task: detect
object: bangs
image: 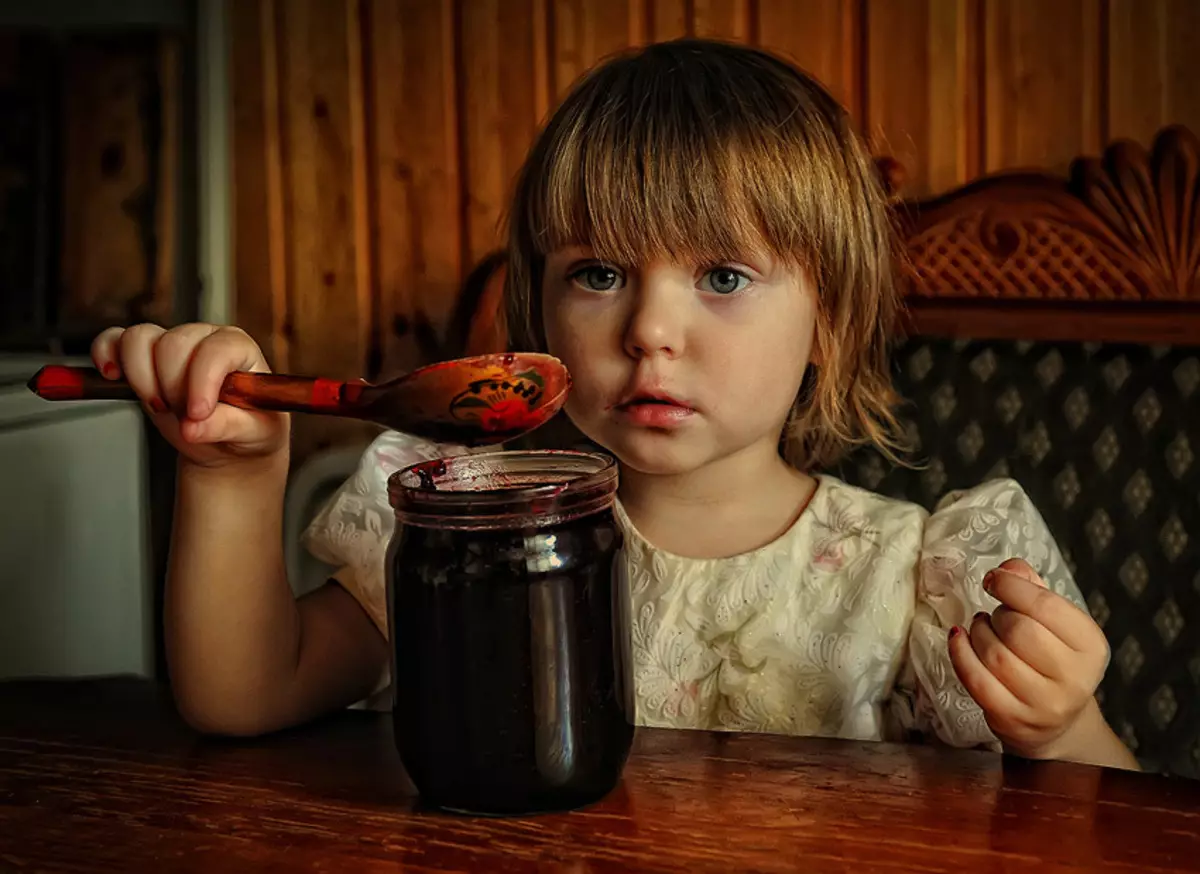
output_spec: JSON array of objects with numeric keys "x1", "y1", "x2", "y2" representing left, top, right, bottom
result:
[{"x1": 515, "y1": 41, "x2": 840, "y2": 270}]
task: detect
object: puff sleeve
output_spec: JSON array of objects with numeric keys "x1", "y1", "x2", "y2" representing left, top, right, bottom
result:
[
  {"x1": 889, "y1": 478, "x2": 1088, "y2": 749},
  {"x1": 302, "y1": 430, "x2": 467, "y2": 638}
]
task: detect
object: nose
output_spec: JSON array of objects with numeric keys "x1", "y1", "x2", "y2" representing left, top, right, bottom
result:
[{"x1": 622, "y1": 274, "x2": 686, "y2": 360}]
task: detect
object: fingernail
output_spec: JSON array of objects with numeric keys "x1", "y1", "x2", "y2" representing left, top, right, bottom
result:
[
  {"x1": 101, "y1": 362, "x2": 119, "y2": 379},
  {"x1": 948, "y1": 626, "x2": 961, "y2": 640},
  {"x1": 148, "y1": 397, "x2": 168, "y2": 414},
  {"x1": 982, "y1": 571, "x2": 995, "y2": 593}
]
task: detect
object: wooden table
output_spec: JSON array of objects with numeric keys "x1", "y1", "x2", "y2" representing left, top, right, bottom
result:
[{"x1": 2, "y1": 678, "x2": 1198, "y2": 872}]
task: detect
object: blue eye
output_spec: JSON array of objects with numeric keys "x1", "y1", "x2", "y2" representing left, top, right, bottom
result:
[
  {"x1": 700, "y1": 267, "x2": 751, "y2": 295},
  {"x1": 569, "y1": 264, "x2": 623, "y2": 292}
]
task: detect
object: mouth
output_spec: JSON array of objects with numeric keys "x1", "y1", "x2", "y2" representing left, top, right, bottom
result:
[
  {"x1": 611, "y1": 391, "x2": 696, "y2": 428},
  {"x1": 616, "y1": 392, "x2": 692, "y2": 411}
]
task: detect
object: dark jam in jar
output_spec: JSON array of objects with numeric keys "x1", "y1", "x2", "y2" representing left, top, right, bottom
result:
[{"x1": 386, "y1": 451, "x2": 634, "y2": 815}]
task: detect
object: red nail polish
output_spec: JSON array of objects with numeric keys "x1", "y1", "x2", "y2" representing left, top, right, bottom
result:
[
  {"x1": 983, "y1": 571, "x2": 995, "y2": 593},
  {"x1": 149, "y1": 397, "x2": 168, "y2": 414},
  {"x1": 948, "y1": 626, "x2": 961, "y2": 640},
  {"x1": 101, "y1": 362, "x2": 118, "y2": 379}
]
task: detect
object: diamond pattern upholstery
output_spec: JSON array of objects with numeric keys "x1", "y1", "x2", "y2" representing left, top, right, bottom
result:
[{"x1": 828, "y1": 338, "x2": 1200, "y2": 777}]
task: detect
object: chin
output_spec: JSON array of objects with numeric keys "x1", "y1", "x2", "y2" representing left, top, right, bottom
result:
[{"x1": 586, "y1": 427, "x2": 715, "y2": 477}]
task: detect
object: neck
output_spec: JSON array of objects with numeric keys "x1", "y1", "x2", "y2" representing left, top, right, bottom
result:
[{"x1": 617, "y1": 439, "x2": 815, "y2": 558}]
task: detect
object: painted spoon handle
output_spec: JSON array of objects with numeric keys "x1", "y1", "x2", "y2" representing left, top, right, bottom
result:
[{"x1": 27, "y1": 365, "x2": 363, "y2": 416}]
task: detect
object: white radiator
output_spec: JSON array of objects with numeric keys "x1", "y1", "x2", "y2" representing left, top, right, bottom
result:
[{"x1": 0, "y1": 356, "x2": 154, "y2": 679}]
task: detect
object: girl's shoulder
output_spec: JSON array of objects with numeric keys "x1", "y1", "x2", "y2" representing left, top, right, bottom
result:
[{"x1": 810, "y1": 474, "x2": 1052, "y2": 548}]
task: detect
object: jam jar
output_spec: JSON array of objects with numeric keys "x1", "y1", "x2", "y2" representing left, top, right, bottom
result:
[{"x1": 386, "y1": 450, "x2": 634, "y2": 815}]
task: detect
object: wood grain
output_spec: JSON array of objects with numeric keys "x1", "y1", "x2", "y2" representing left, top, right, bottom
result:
[
  {"x1": 1109, "y1": 0, "x2": 1200, "y2": 146},
  {"x1": 645, "y1": 0, "x2": 689, "y2": 41},
  {"x1": 552, "y1": 0, "x2": 640, "y2": 99},
  {"x1": 983, "y1": 0, "x2": 1104, "y2": 175},
  {"x1": 59, "y1": 38, "x2": 153, "y2": 327},
  {"x1": 365, "y1": 0, "x2": 464, "y2": 380},
  {"x1": 3, "y1": 678, "x2": 1200, "y2": 873},
  {"x1": 459, "y1": 0, "x2": 544, "y2": 268},
  {"x1": 867, "y1": 0, "x2": 980, "y2": 196},
  {"x1": 757, "y1": 0, "x2": 863, "y2": 117},
  {"x1": 231, "y1": 0, "x2": 289, "y2": 370},
  {"x1": 691, "y1": 0, "x2": 752, "y2": 41}
]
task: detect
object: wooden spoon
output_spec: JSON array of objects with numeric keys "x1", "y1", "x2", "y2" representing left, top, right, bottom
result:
[{"x1": 27, "y1": 352, "x2": 571, "y2": 446}]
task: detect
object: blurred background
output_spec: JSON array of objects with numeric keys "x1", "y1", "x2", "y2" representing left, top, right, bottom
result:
[{"x1": 0, "y1": 0, "x2": 1197, "y2": 772}]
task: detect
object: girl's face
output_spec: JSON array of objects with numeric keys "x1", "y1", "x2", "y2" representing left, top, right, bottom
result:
[{"x1": 541, "y1": 248, "x2": 818, "y2": 476}]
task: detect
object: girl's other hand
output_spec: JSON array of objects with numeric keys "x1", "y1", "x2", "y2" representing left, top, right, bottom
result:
[
  {"x1": 91, "y1": 323, "x2": 289, "y2": 471},
  {"x1": 947, "y1": 558, "x2": 1112, "y2": 761}
]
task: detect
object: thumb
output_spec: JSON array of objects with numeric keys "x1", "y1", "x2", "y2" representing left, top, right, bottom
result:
[{"x1": 996, "y1": 557, "x2": 1047, "y2": 588}]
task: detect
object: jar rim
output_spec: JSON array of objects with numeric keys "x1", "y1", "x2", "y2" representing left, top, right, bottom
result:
[{"x1": 388, "y1": 449, "x2": 618, "y2": 530}]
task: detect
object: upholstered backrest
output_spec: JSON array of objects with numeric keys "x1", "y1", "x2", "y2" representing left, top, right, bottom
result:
[{"x1": 828, "y1": 338, "x2": 1200, "y2": 776}]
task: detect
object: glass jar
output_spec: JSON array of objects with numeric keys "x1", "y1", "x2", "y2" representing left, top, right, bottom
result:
[{"x1": 386, "y1": 450, "x2": 634, "y2": 815}]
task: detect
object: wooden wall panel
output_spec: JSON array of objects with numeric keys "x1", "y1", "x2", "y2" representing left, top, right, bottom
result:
[
  {"x1": 983, "y1": 0, "x2": 1103, "y2": 174},
  {"x1": 691, "y1": 0, "x2": 753, "y2": 41},
  {"x1": 227, "y1": 0, "x2": 1200, "y2": 461},
  {"x1": 459, "y1": 0, "x2": 544, "y2": 266},
  {"x1": 367, "y1": 0, "x2": 462, "y2": 378},
  {"x1": 867, "y1": 0, "x2": 980, "y2": 196},
  {"x1": 1109, "y1": 0, "x2": 1200, "y2": 146},
  {"x1": 646, "y1": 0, "x2": 689, "y2": 41},
  {"x1": 60, "y1": 39, "x2": 153, "y2": 327},
  {"x1": 230, "y1": 0, "x2": 288, "y2": 370},
  {"x1": 552, "y1": 0, "x2": 641, "y2": 99},
  {"x1": 276, "y1": 0, "x2": 368, "y2": 382},
  {"x1": 758, "y1": 0, "x2": 863, "y2": 117}
]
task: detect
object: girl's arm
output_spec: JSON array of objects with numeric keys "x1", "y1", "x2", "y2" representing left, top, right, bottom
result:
[
  {"x1": 91, "y1": 323, "x2": 387, "y2": 736},
  {"x1": 166, "y1": 455, "x2": 388, "y2": 735}
]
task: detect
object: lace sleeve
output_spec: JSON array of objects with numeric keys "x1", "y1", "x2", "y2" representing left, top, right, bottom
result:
[
  {"x1": 302, "y1": 430, "x2": 466, "y2": 638},
  {"x1": 891, "y1": 478, "x2": 1086, "y2": 749}
]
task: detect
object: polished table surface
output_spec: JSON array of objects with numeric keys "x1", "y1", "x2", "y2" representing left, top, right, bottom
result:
[{"x1": 1, "y1": 678, "x2": 1198, "y2": 872}]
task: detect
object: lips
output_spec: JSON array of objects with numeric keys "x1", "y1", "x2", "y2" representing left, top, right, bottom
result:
[{"x1": 613, "y1": 391, "x2": 695, "y2": 428}]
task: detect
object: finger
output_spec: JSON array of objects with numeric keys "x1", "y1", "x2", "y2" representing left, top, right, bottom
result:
[
  {"x1": 948, "y1": 623, "x2": 1032, "y2": 724},
  {"x1": 967, "y1": 611, "x2": 1055, "y2": 707},
  {"x1": 185, "y1": 327, "x2": 269, "y2": 421},
  {"x1": 995, "y1": 557, "x2": 1045, "y2": 588},
  {"x1": 178, "y1": 402, "x2": 278, "y2": 446},
  {"x1": 983, "y1": 567, "x2": 1095, "y2": 652},
  {"x1": 988, "y1": 605, "x2": 1073, "y2": 679},
  {"x1": 152, "y1": 323, "x2": 221, "y2": 414},
  {"x1": 116, "y1": 324, "x2": 168, "y2": 413},
  {"x1": 91, "y1": 327, "x2": 127, "y2": 379}
]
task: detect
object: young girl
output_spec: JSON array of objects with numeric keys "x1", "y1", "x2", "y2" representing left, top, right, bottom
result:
[{"x1": 92, "y1": 39, "x2": 1136, "y2": 769}]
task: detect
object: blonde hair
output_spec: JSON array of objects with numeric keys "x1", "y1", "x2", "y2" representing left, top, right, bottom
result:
[{"x1": 504, "y1": 38, "x2": 905, "y2": 469}]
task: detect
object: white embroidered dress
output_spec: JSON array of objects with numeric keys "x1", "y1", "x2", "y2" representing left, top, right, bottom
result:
[{"x1": 304, "y1": 430, "x2": 1086, "y2": 749}]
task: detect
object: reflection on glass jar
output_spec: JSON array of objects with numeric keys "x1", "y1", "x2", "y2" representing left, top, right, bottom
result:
[{"x1": 386, "y1": 450, "x2": 634, "y2": 815}]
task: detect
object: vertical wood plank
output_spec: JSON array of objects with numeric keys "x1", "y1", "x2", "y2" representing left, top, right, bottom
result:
[
  {"x1": 983, "y1": 0, "x2": 1103, "y2": 174},
  {"x1": 59, "y1": 38, "x2": 152, "y2": 326},
  {"x1": 460, "y1": 0, "x2": 545, "y2": 266},
  {"x1": 866, "y1": 0, "x2": 980, "y2": 196},
  {"x1": 230, "y1": 0, "x2": 289, "y2": 369},
  {"x1": 150, "y1": 36, "x2": 180, "y2": 325},
  {"x1": 691, "y1": 0, "x2": 753, "y2": 41},
  {"x1": 647, "y1": 0, "x2": 689, "y2": 40},
  {"x1": 552, "y1": 0, "x2": 639, "y2": 100},
  {"x1": 757, "y1": 0, "x2": 863, "y2": 117},
  {"x1": 276, "y1": 0, "x2": 366, "y2": 382},
  {"x1": 1109, "y1": 0, "x2": 1200, "y2": 146},
  {"x1": 367, "y1": 0, "x2": 464, "y2": 376}
]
